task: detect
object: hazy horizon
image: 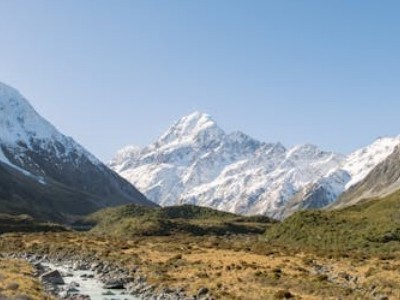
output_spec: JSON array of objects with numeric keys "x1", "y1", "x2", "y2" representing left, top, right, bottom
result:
[{"x1": 1, "y1": 1, "x2": 400, "y2": 161}]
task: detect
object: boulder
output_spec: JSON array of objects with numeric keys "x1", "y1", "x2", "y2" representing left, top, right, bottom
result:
[
  {"x1": 40, "y1": 269, "x2": 65, "y2": 285},
  {"x1": 102, "y1": 276, "x2": 133, "y2": 289},
  {"x1": 102, "y1": 278, "x2": 124, "y2": 289}
]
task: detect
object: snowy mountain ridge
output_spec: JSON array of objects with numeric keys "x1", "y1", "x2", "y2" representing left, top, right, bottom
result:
[
  {"x1": 0, "y1": 81, "x2": 153, "y2": 221},
  {"x1": 0, "y1": 82, "x2": 100, "y2": 168},
  {"x1": 277, "y1": 136, "x2": 400, "y2": 218},
  {"x1": 110, "y1": 111, "x2": 399, "y2": 218},
  {"x1": 342, "y1": 136, "x2": 400, "y2": 189}
]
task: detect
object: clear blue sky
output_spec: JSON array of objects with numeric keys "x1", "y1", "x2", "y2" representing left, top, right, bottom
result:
[{"x1": 1, "y1": 1, "x2": 400, "y2": 161}]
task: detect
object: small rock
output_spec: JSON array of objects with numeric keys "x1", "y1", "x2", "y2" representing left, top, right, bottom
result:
[
  {"x1": 198, "y1": 287, "x2": 209, "y2": 297},
  {"x1": 103, "y1": 279, "x2": 124, "y2": 289},
  {"x1": 66, "y1": 287, "x2": 80, "y2": 294},
  {"x1": 102, "y1": 290, "x2": 115, "y2": 296},
  {"x1": 162, "y1": 287, "x2": 175, "y2": 294},
  {"x1": 67, "y1": 281, "x2": 80, "y2": 290},
  {"x1": 338, "y1": 272, "x2": 351, "y2": 281},
  {"x1": 63, "y1": 272, "x2": 74, "y2": 277},
  {"x1": 6, "y1": 282, "x2": 19, "y2": 291},
  {"x1": 65, "y1": 295, "x2": 91, "y2": 300},
  {"x1": 40, "y1": 269, "x2": 65, "y2": 285},
  {"x1": 91, "y1": 262, "x2": 102, "y2": 270}
]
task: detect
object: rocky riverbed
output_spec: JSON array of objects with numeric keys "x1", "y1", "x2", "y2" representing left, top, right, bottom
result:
[{"x1": 5, "y1": 253, "x2": 212, "y2": 300}]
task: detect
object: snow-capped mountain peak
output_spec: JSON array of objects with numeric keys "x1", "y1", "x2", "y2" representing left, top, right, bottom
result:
[
  {"x1": 0, "y1": 82, "x2": 103, "y2": 169},
  {"x1": 0, "y1": 81, "x2": 153, "y2": 220},
  {"x1": 0, "y1": 82, "x2": 59, "y2": 146},
  {"x1": 111, "y1": 111, "x2": 400, "y2": 219},
  {"x1": 156, "y1": 111, "x2": 224, "y2": 148},
  {"x1": 110, "y1": 112, "x2": 345, "y2": 217}
]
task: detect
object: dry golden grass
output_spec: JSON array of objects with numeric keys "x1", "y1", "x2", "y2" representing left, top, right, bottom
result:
[
  {"x1": 1, "y1": 232, "x2": 400, "y2": 299},
  {"x1": 0, "y1": 258, "x2": 53, "y2": 300}
]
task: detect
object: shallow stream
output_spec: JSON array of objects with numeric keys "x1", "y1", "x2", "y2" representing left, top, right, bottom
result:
[{"x1": 42, "y1": 261, "x2": 140, "y2": 300}]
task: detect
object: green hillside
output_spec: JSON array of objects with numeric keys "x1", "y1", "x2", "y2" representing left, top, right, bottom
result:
[
  {"x1": 265, "y1": 189, "x2": 400, "y2": 257},
  {"x1": 84, "y1": 204, "x2": 275, "y2": 237}
]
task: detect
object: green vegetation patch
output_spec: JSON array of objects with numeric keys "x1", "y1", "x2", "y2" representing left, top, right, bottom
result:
[
  {"x1": 265, "y1": 189, "x2": 400, "y2": 256},
  {"x1": 83, "y1": 204, "x2": 275, "y2": 237}
]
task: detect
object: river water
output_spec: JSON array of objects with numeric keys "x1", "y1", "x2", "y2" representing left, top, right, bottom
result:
[{"x1": 42, "y1": 262, "x2": 140, "y2": 300}]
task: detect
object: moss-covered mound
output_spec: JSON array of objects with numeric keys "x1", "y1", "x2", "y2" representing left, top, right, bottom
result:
[{"x1": 84, "y1": 204, "x2": 275, "y2": 237}]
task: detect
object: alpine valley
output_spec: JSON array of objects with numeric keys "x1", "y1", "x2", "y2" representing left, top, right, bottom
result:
[
  {"x1": 3, "y1": 83, "x2": 400, "y2": 300},
  {"x1": 110, "y1": 111, "x2": 400, "y2": 219},
  {"x1": 4, "y1": 0, "x2": 400, "y2": 297}
]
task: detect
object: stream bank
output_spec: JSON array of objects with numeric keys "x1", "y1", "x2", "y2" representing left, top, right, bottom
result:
[{"x1": 5, "y1": 253, "x2": 212, "y2": 300}]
